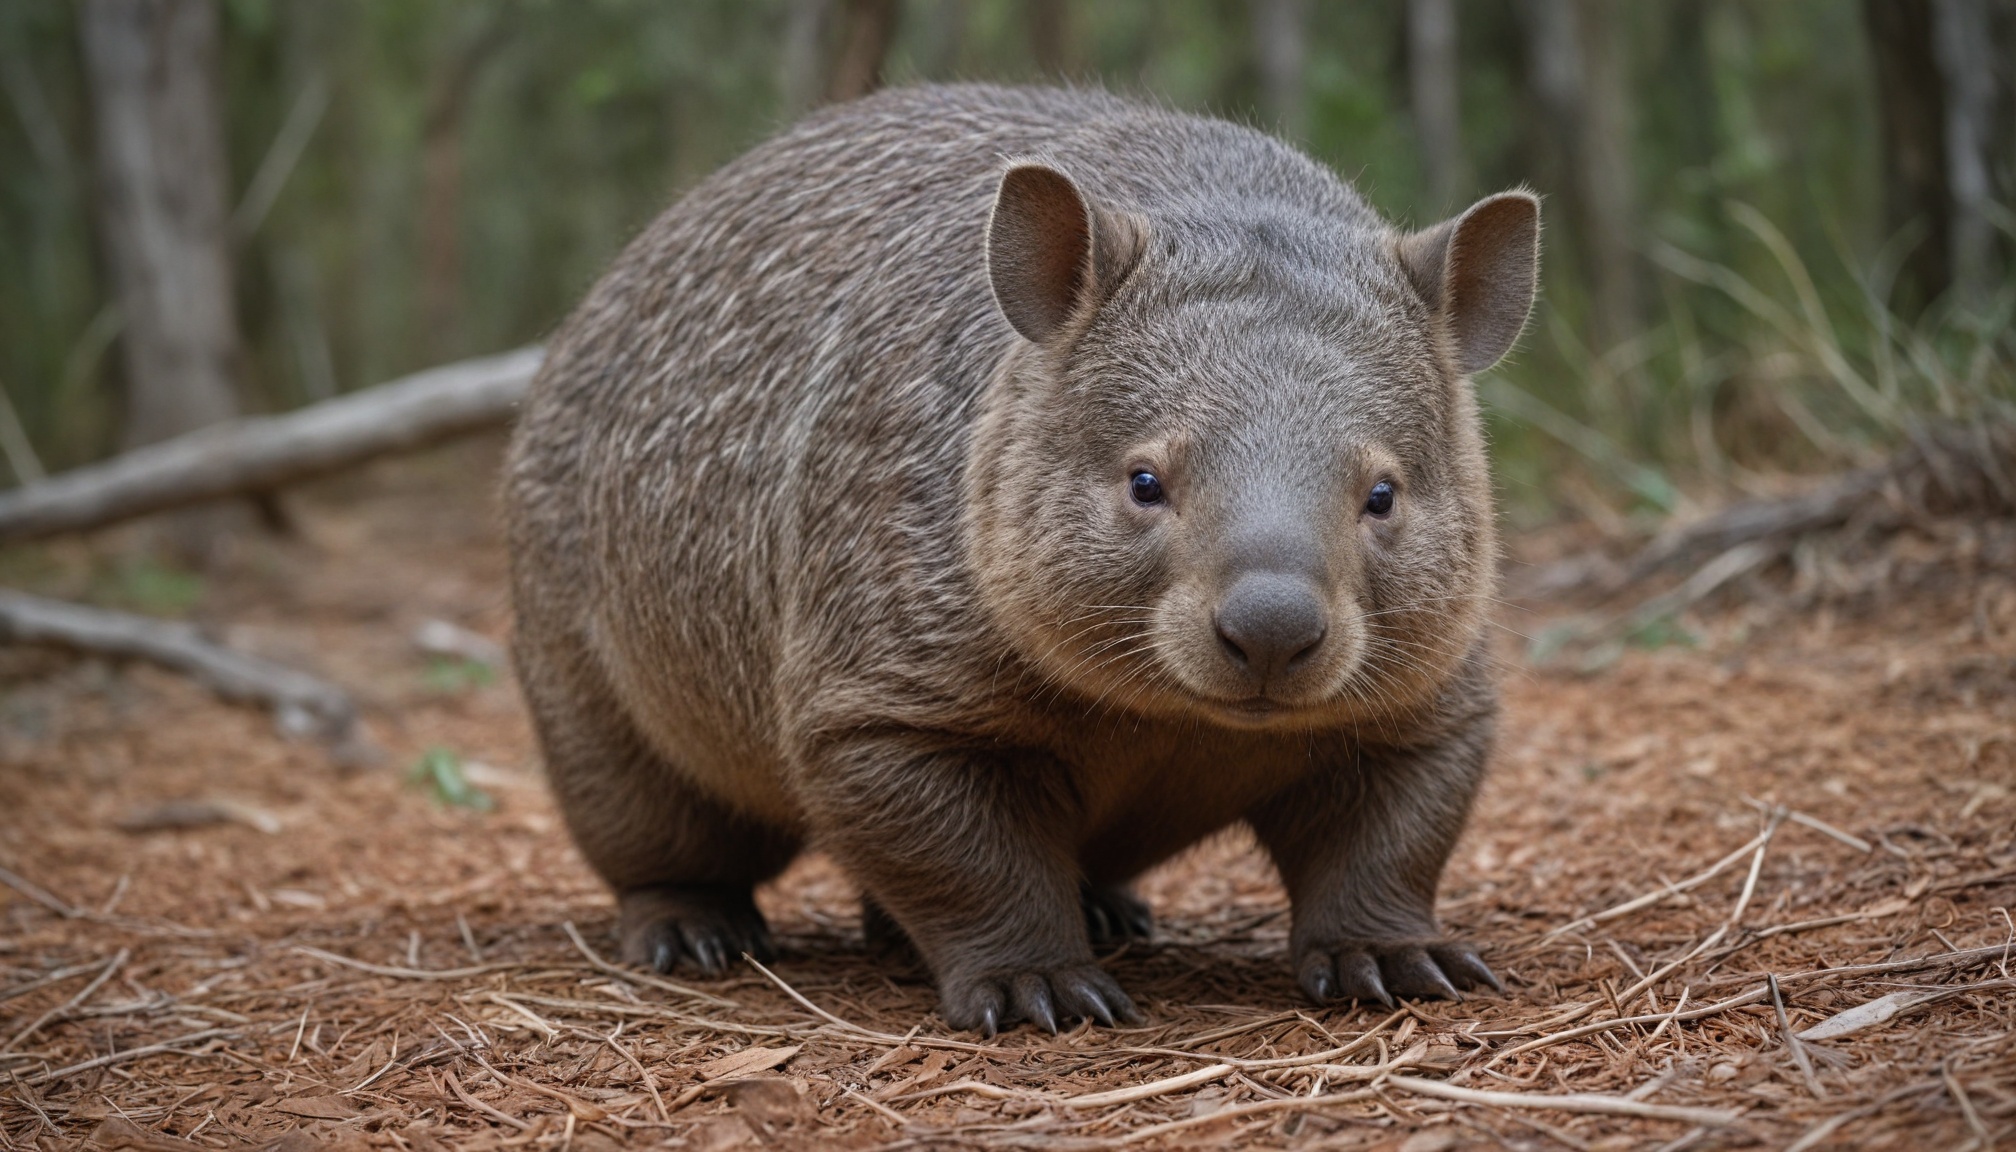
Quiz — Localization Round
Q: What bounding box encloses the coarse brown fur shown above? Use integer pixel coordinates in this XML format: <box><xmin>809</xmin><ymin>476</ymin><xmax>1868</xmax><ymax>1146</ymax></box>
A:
<box><xmin>504</xmin><ymin>84</ymin><xmax>1539</xmax><ymax>1033</ymax></box>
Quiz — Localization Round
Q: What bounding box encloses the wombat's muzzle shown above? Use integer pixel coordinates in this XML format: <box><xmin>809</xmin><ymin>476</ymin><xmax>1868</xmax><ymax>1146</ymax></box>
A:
<box><xmin>1213</xmin><ymin>571</ymin><xmax>1327</xmax><ymax>689</ymax></box>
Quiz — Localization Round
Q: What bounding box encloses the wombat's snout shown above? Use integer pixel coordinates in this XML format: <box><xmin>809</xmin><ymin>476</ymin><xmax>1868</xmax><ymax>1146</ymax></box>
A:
<box><xmin>1213</xmin><ymin>572</ymin><xmax>1327</xmax><ymax>688</ymax></box>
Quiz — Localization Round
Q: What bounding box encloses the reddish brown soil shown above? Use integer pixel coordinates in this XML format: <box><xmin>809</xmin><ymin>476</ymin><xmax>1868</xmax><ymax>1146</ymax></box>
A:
<box><xmin>2</xmin><ymin>437</ymin><xmax>2011</xmax><ymax>1150</ymax></box>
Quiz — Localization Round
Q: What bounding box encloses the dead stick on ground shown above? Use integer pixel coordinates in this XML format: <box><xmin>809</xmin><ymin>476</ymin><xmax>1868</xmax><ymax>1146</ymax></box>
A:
<box><xmin>560</xmin><ymin>920</ymin><xmax>737</xmax><ymax>1008</ymax></box>
<box><xmin>0</xmin><ymin>961</ymin><xmax>103</xmax><ymax>1006</ymax></box>
<box><xmin>1063</xmin><ymin>1040</ymin><xmax>1427</xmax><ymax>1110</ymax></box>
<box><xmin>1701</xmin><ymin>943</ymin><xmax>2012</xmax><ymax>990</ymax></box>
<box><xmin>1115</xmin><ymin>1088</ymin><xmax>1381</xmax><ymax>1144</ymax></box>
<box><xmin>1769</xmin><ymin>974</ymin><xmax>1825</xmax><ymax>1099</ymax></box>
<box><xmin>22</xmin><ymin>1027</ymin><xmax>235</xmax><ymax>1086</ymax></box>
<box><xmin>0</xmin><ymin>346</ymin><xmax>542</xmax><ymax>543</ymax></box>
<box><xmin>1609</xmin><ymin>808</ymin><xmax>1781</xmax><ymax>1014</ymax></box>
<box><xmin>1380</xmin><ymin>1075</ymin><xmax>1742</xmax><ymax>1127</ymax></box>
<box><xmin>0</xmin><ymin>590</ymin><xmax>361</xmax><ymax>746</ymax></box>
<box><xmin>443</xmin><ymin>1067</ymin><xmax>531</xmax><ymax>1131</ymax></box>
<box><xmin>1511</xmin><ymin>811</ymin><xmax>1782</xmax><ymax>1044</ymax></box>
<box><xmin>1544</xmin><ymin>823</ymin><xmax>1773</xmax><ymax>941</ymax></box>
<box><xmin>841</xmin><ymin>1084</ymin><xmax>911</xmax><ymax>1127</ymax></box>
<box><xmin>0</xmin><ymin>865</ymin><xmax>79</xmax><ymax>918</ymax></box>
<box><xmin>293</xmin><ymin>945</ymin><xmax>521</xmax><ymax>982</ymax></box>
<box><xmin>741</xmin><ymin>953</ymin><xmax>1006</xmax><ymax>1057</ymax></box>
<box><xmin>590</xmin><ymin>1023</ymin><xmax>668</xmax><ymax>1125</ymax></box>
<box><xmin>1943</xmin><ymin>1063</ymin><xmax>1991</xmax><ymax>1148</ymax></box>
<box><xmin>1116</xmin><ymin>1009</ymin><xmax>1407</xmax><ymax>1069</ymax></box>
<box><xmin>1784</xmin><ymin>1081</ymin><xmax>1941</xmax><ymax>1152</ymax></box>
<box><xmin>1478</xmin><ymin>986</ymin><xmax>1771</xmax><ymax>1068</ymax></box>
<box><xmin>5</xmin><ymin>948</ymin><xmax>128</xmax><ymax>1051</ymax></box>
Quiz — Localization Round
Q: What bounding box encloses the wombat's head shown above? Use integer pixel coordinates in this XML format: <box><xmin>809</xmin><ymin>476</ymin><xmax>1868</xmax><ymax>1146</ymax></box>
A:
<box><xmin>967</xmin><ymin>162</ymin><xmax>1537</xmax><ymax>729</ymax></box>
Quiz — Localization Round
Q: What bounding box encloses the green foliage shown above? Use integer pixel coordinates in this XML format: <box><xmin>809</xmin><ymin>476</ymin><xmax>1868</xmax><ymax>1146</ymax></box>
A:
<box><xmin>0</xmin><ymin>1</ymin><xmax>2008</xmax><ymax>520</ymax></box>
<box><xmin>90</xmin><ymin>556</ymin><xmax>206</xmax><ymax>617</ymax></box>
<box><xmin>421</xmin><ymin>654</ymin><xmax>496</xmax><ymax>694</ymax></box>
<box><xmin>409</xmin><ymin>746</ymin><xmax>495</xmax><ymax>811</ymax></box>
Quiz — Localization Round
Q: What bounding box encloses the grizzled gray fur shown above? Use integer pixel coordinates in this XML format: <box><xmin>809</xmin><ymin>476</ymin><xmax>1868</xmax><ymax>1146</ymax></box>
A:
<box><xmin>505</xmin><ymin>84</ymin><xmax>1539</xmax><ymax>1034</ymax></box>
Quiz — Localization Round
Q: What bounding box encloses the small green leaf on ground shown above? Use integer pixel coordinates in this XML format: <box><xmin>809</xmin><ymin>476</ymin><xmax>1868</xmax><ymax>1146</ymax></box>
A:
<box><xmin>1626</xmin><ymin>613</ymin><xmax>1697</xmax><ymax>651</ymax></box>
<box><xmin>421</xmin><ymin>655</ymin><xmax>496</xmax><ymax>693</ymax></box>
<box><xmin>410</xmin><ymin>747</ymin><xmax>495</xmax><ymax>811</ymax></box>
<box><xmin>94</xmin><ymin>556</ymin><xmax>205</xmax><ymax>616</ymax></box>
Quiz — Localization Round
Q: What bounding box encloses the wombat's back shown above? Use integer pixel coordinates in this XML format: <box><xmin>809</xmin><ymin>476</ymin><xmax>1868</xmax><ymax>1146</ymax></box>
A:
<box><xmin>506</xmin><ymin>85</ymin><xmax>1380</xmax><ymax>817</ymax></box>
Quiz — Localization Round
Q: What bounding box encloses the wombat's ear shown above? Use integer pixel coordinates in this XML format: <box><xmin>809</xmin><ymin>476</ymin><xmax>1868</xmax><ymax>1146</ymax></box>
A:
<box><xmin>1396</xmin><ymin>191</ymin><xmax>1540</xmax><ymax>375</ymax></box>
<box><xmin>988</xmin><ymin>163</ymin><xmax>1145</xmax><ymax>344</ymax></box>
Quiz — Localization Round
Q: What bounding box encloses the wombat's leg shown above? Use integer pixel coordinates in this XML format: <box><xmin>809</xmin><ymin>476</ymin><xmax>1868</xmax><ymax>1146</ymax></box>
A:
<box><xmin>860</xmin><ymin>894</ymin><xmax>913</xmax><ymax>955</ymax></box>
<box><xmin>808</xmin><ymin>738</ymin><xmax>1139</xmax><ymax>1035</ymax></box>
<box><xmin>1246</xmin><ymin>712</ymin><xmax>1499</xmax><ymax>1007</ymax></box>
<box><xmin>1081</xmin><ymin>882</ymin><xmax>1153</xmax><ymax>950</ymax></box>
<box><xmin>520</xmin><ymin>648</ymin><xmax>799</xmax><ymax>975</ymax></box>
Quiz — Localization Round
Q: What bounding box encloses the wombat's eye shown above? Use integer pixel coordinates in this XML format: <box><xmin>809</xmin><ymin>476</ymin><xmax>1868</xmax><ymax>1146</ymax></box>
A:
<box><xmin>1129</xmin><ymin>471</ymin><xmax>1165</xmax><ymax>506</ymax></box>
<box><xmin>1365</xmin><ymin>480</ymin><xmax>1395</xmax><ymax>517</ymax></box>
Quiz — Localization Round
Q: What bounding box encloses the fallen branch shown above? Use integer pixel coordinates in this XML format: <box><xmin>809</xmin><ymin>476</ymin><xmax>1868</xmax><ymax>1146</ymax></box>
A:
<box><xmin>1630</xmin><ymin>418</ymin><xmax>2015</xmax><ymax>581</ymax></box>
<box><xmin>21</xmin><ymin>1027</ymin><xmax>236</xmax><ymax>1086</ymax></box>
<box><xmin>0</xmin><ymin>588</ymin><xmax>359</xmax><ymax>746</ymax></box>
<box><xmin>0</xmin><ymin>346</ymin><xmax>542</xmax><ymax>543</ymax></box>
<box><xmin>1380</xmin><ymin>1075</ymin><xmax>1743</xmax><ymax>1127</ymax></box>
<box><xmin>1517</xmin><ymin>417</ymin><xmax>2016</xmax><ymax>604</ymax></box>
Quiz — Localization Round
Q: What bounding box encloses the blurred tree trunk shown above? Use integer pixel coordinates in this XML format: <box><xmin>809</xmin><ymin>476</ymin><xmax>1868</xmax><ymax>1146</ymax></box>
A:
<box><xmin>420</xmin><ymin>20</ymin><xmax>504</xmax><ymax>363</ymax></box>
<box><xmin>1518</xmin><ymin>0</ymin><xmax>1642</xmax><ymax>356</ymax></box>
<box><xmin>78</xmin><ymin>0</ymin><xmax>240</xmax><ymax>452</ymax></box>
<box><xmin>1249</xmin><ymin>0</ymin><xmax>1308</xmax><ymax>140</ymax></box>
<box><xmin>781</xmin><ymin>0</ymin><xmax>833</xmax><ymax>116</ymax></box>
<box><xmin>921</xmin><ymin>0</ymin><xmax>968</xmax><ymax>79</ymax></box>
<box><xmin>827</xmin><ymin>0</ymin><xmax>900</xmax><ymax>103</ymax></box>
<box><xmin>1932</xmin><ymin>0</ymin><xmax>2013</xmax><ymax>306</ymax></box>
<box><xmin>1029</xmin><ymin>0</ymin><xmax>1068</xmax><ymax>77</ymax></box>
<box><xmin>1863</xmin><ymin>0</ymin><xmax>1953</xmax><ymax>315</ymax></box>
<box><xmin>1407</xmin><ymin>0</ymin><xmax>1464</xmax><ymax>208</ymax></box>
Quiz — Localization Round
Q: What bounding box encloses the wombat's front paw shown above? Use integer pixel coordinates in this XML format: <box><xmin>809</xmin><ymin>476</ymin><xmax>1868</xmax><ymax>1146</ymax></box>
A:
<box><xmin>942</xmin><ymin>964</ymin><xmax>1143</xmax><ymax>1036</ymax></box>
<box><xmin>618</xmin><ymin>884</ymin><xmax>774</xmax><ymax>976</ymax></box>
<box><xmin>1081</xmin><ymin>883</ymin><xmax>1153</xmax><ymax>950</ymax></box>
<box><xmin>1296</xmin><ymin>939</ymin><xmax>1501</xmax><ymax>1006</ymax></box>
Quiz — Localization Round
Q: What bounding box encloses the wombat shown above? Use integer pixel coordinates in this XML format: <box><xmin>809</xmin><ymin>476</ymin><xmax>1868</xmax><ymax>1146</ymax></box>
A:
<box><xmin>506</xmin><ymin>84</ymin><xmax>1537</xmax><ymax>1034</ymax></box>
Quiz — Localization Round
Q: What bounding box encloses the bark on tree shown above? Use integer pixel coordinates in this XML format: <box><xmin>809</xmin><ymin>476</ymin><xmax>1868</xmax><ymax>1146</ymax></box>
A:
<box><xmin>781</xmin><ymin>0</ymin><xmax>834</xmax><ymax>115</ymax></box>
<box><xmin>420</xmin><ymin>17</ymin><xmax>506</xmax><ymax>362</ymax></box>
<box><xmin>921</xmin><ymin>0</ymin><xmax>969</xmax><ymax>79</ymax></box>
<box><xmin>1863</xmin><ymin>0</ymin><xmax>1954</xmax><ymax>315</ymax></box>
<box><xmin>1932</xmin><ymin>0</ymin><xmax>2015</xmax><ymax>306</ymax></box>
<box><xmin>827</xmin><ymin>0</ymin><xmax>900</xmax><ymax>104</ymax></box>
<box><xmin>1518</xmin><ymin>0</ymin><xmax>1643</xmax><ymax>354</ymax></box>
<box><xmin>78</xmin><ymin>0</ymin><xmax>241</xmax><ymax>450</ymax></box>
<box><xmin>1029</xmin><ymin>0</ymin><xmax>1069</xmax><ymax>78</ymax></box>
<box><xmin>1249</xmin><ymin>0</ymin><xmax>1309</xmax><ymax>140</ymax></box>
<box><xmin>1408</xmin><ymin>0</ymin><xmax>1465</xmax><ymax>208</ymax></box>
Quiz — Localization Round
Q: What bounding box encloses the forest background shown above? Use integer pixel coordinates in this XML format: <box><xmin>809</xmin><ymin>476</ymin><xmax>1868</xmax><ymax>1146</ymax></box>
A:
<box><xmin>0</xmin><ymin>0</ymin><xmax>2012</xmax><ymax>532</ymax></box>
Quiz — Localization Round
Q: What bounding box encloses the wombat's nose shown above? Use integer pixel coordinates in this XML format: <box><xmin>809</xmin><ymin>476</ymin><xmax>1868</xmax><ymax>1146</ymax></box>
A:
<box><xmin>1215</xmin><ymin>574</ymin><xmax>1326</xmax><ymax>685</ymax></box>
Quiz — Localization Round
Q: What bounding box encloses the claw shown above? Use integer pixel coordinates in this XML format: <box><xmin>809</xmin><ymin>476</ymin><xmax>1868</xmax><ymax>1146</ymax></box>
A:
<box><xmin>1334</xmin><ymin>951</ymin><xmax>1393</xmax><ymax>1007</ymax></box>
<box><xmin>1110</xmin><ymin>987</ymin><xmax>1143</xmax><ymax>1025</ymax></box>
<box><xmin>1060</xmin><ymin>969</ymin><xmax>1135</xmax><ymax>1026</ymax></box>
<box><xmin>1084</xmin><ymin>986</ymin><xmax>1116</xmax><ymax>1027</ymax></box>
<box><xmin>1430</xmin><ymin>944</ymin><xmax>1502</xmax><ymax>993</ymax></box>
<box><xmin>1298</xmin><ymin>951</ymin><xmax>1338</xmax><ymax>1003</ymax></box>
<box><xmin>686</xmin><ymin>933</ymin><xmax>724</xmax><ymax>975</ymax></box>
<box><xmin>1015</xmin><ymin>973</ymin><xmax>1060</xmax><ymax>1034</ymax></box>
<box><xmin>1383</xmin><ymin>946</ymin><xmax>1461</xmax><ymax>1001</ymax></box>
<box><xmin>979</xmin><ymin>1003</ymin><xmax>1000</xmax><ymax>1039</ymax></box>
<box><xmin>650</xmin><ymin>938</ymin><xmax>677</xmax><ymax>974</ymax></box>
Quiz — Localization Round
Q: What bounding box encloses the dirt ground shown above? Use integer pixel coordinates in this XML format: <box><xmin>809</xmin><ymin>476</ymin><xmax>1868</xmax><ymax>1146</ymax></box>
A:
<box><xmin>2</xmin><ymin>436</ymin><xmax>2012</xmax><ymax>1150</ymax></box>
